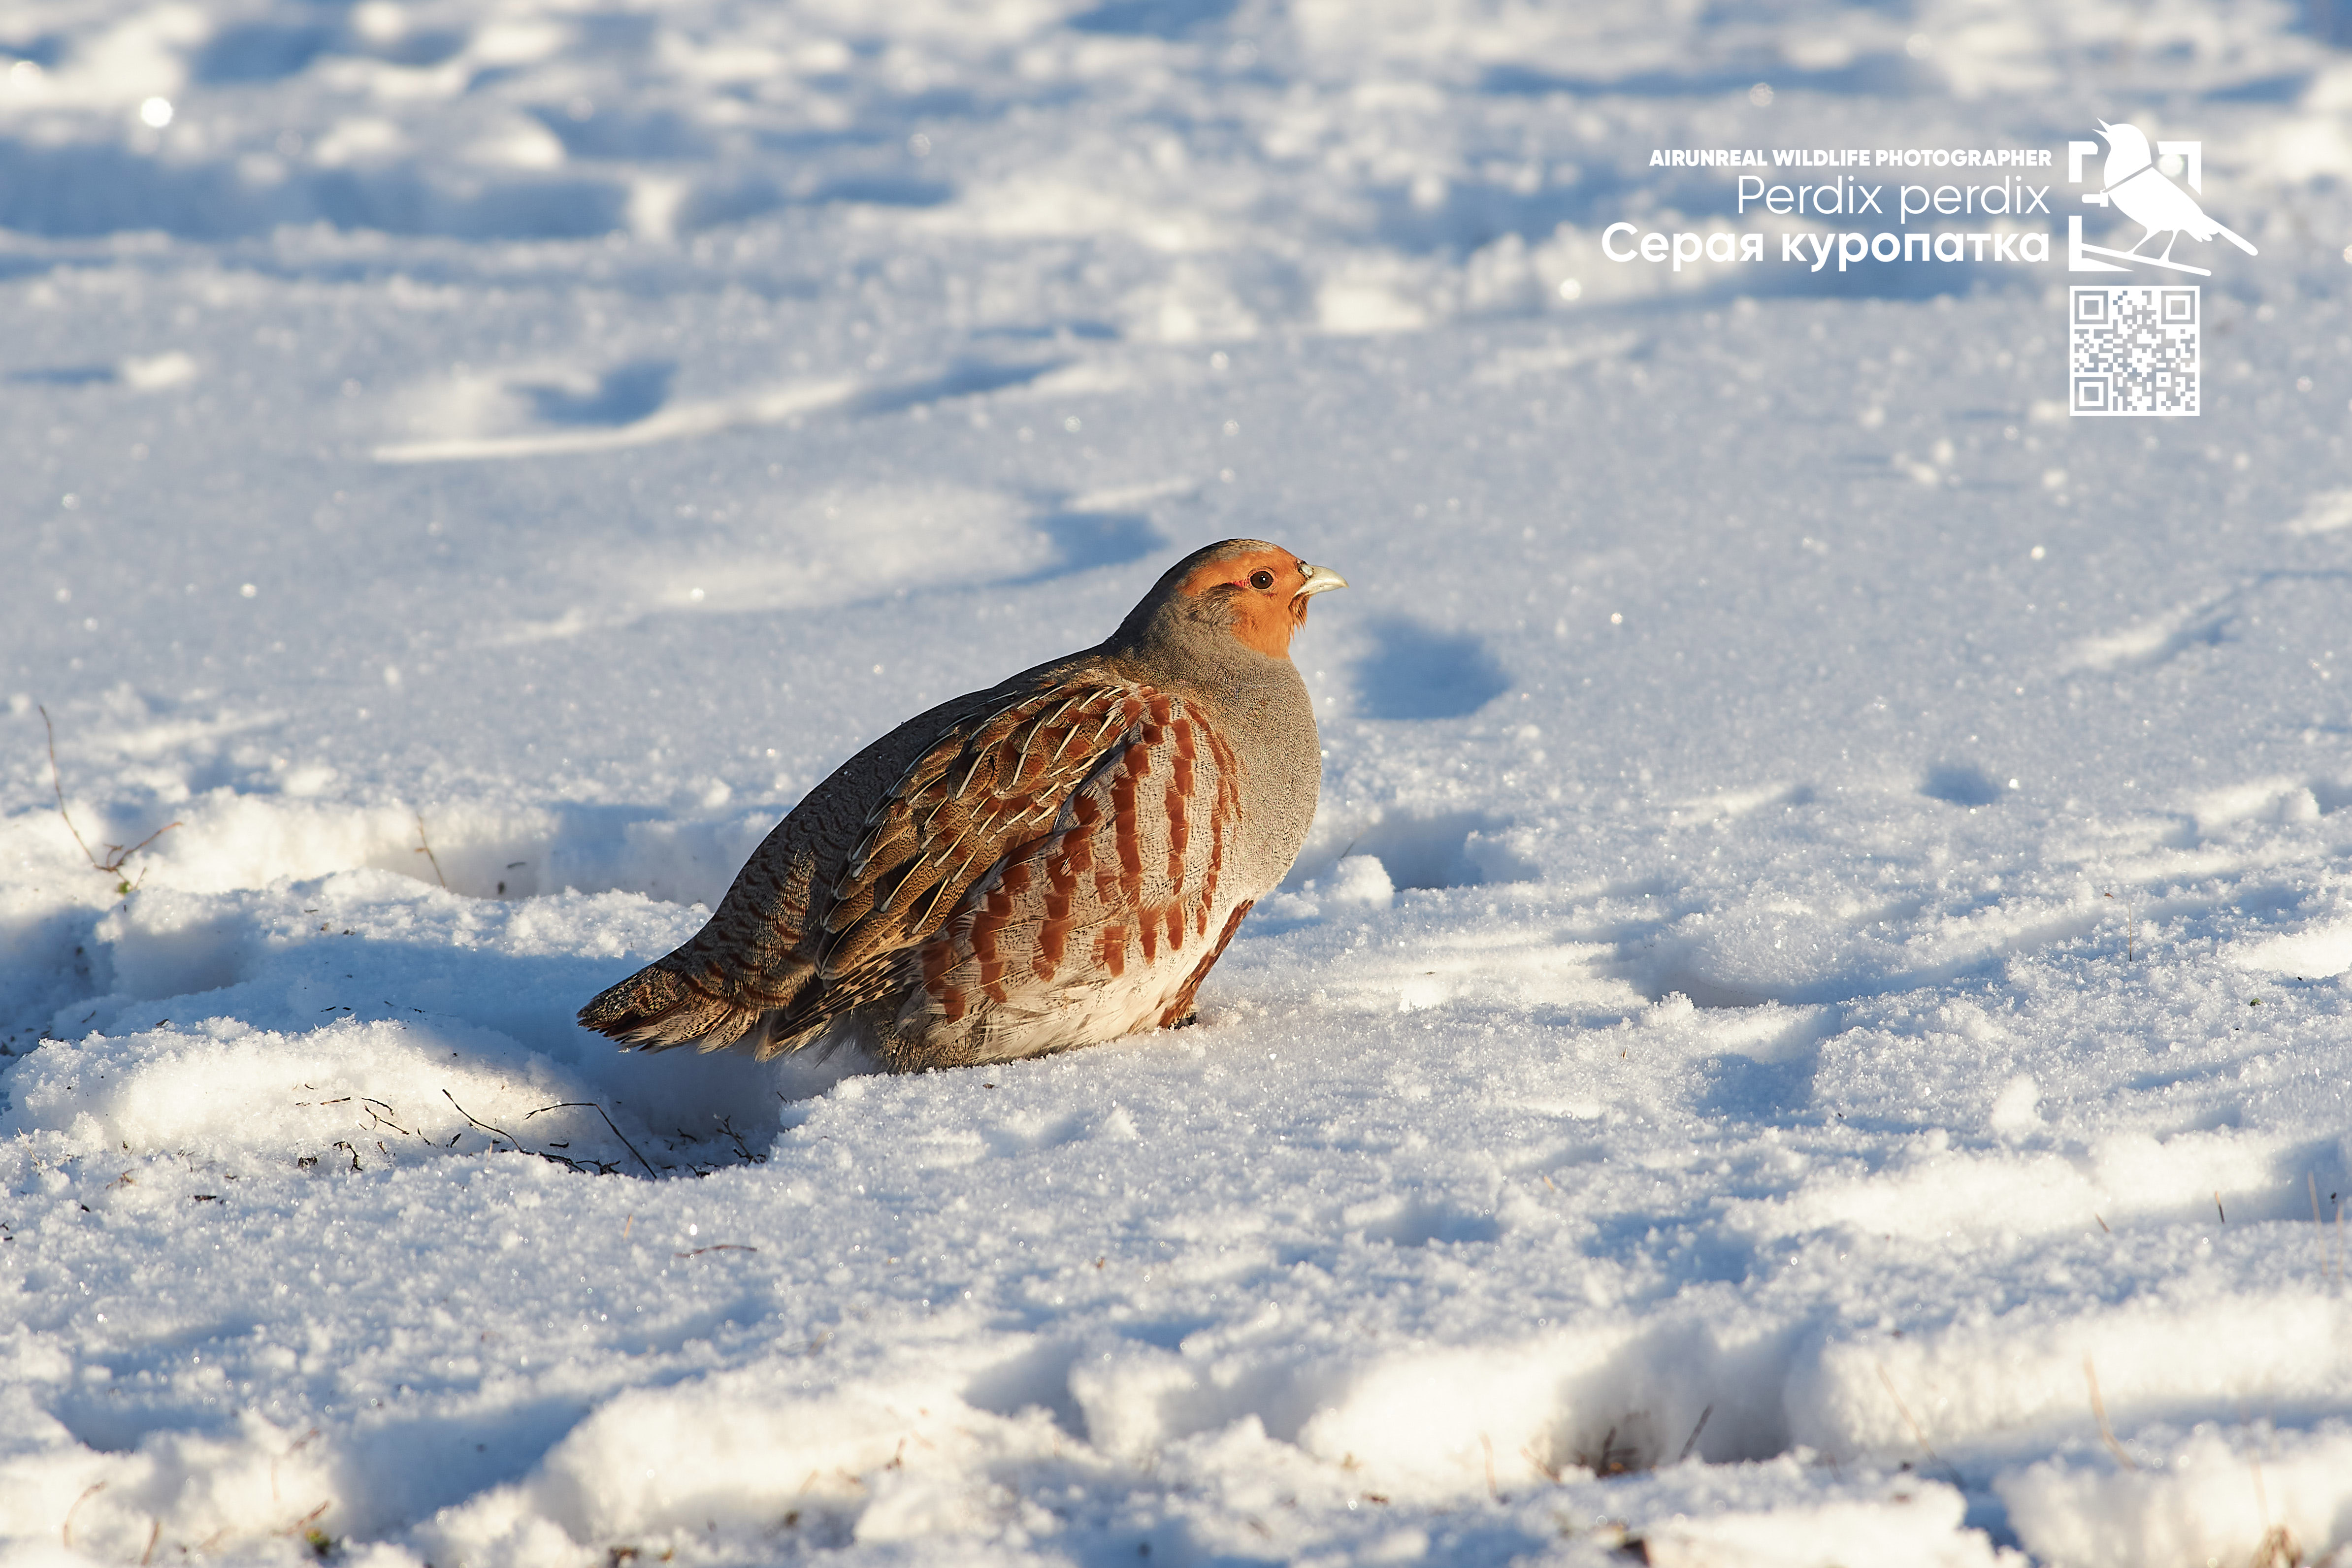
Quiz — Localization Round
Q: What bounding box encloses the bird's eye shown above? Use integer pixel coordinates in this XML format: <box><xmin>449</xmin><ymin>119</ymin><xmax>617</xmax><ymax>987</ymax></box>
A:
<box><xmin>1249</xmin><ymin>569</ymin><xmax>1275</xmax><ymax>590</ymax></box>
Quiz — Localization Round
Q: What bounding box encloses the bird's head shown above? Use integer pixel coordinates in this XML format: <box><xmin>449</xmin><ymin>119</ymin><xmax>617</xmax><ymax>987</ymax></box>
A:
<box><xmin>1115</xmin><ymin>538</ymin><xmax>1348</xmax><ymax>661</ymax></box>
<box><xmin>2096</xmin><ymin>120</ymin><xmax>2153</xmax><ymax>169</ymax></box>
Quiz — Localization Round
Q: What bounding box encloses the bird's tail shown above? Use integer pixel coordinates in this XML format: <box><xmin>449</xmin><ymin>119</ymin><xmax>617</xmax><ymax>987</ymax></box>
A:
<box><xmin>2216</xmin><ymin>224</ymin><xmax>2258</xmax><ymax>256</ymax></box>
<box><xmin>578</xmin><ymin>961</ymin><xmax>759</xmax><ymax>1052</ymax></box>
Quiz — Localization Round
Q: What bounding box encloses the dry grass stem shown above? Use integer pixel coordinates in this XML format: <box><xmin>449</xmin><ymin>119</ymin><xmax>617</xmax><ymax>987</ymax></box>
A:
<box><xmin>62</xmin><ymin>1482</ymin><xmax>105</xmax><ymax>1549</ymax></box>
<box><xmin>1573</xmin><ymin>1425</ymin><xmax>1641</xmax><ymax>1477</ymax></box>
<box><xmin>526</xmin><ymin>1101</ymin><xmax>657</xmax><ymax>1177</ymax></box>
<box><xmin>2102</xmin><ymin>888</ymin><xmax>2136</xmax><ymax>960</ymax></box>
<box><xmin>2083</xmin><ymin>1356</ymin><xmax>2137</xmax><ymax>1471</ymax></box>
<box><xmin>413</xmin><ymin>812</ymin><xmax>448</xmax><ymax>888</ymax></box>
<box><xmin>1875</xmin><ymin>1362</ymin><xmax>1964</xmax><ymax>1488</ymax></box>
<box><xmin>2249</xmin><ymin>1523</ymin><xmax>2302</xmax><ymax>1568</ymax></box>
<box><xmin>2247</xmin><ymin>1446</ymin><xmax>2299</xmax><ymax>1568</ymax></box>
<box><xmin>42</xmin><ymin>706</ymin><xmax>179</xmax><ymax>893</ymax></box>
<box><xmin>1676</xmin><ymin>1404</ymin><xmax>1714</xmax><ymax>1465</ymax></box>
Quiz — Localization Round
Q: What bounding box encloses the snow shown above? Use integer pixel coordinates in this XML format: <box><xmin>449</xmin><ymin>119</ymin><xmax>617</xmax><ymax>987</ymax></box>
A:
<box><xmin>5</xmin><ymin>0</ymin><xmax>2352</xmax><ymax>1564</ymax></box>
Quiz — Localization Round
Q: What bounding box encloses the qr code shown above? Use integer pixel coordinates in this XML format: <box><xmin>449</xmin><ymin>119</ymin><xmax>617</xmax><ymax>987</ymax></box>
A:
<box><xmin>2070</xmin><ymin>286</ymin><xmax>2198</xmax><ymax>417</ymax></box>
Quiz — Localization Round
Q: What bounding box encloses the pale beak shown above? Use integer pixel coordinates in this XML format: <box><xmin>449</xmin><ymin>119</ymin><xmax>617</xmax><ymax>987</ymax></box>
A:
<box><xmin>1294</xmin><ymin>562</ymin><xmax>1348</xmax><ymax>598</ymax></box>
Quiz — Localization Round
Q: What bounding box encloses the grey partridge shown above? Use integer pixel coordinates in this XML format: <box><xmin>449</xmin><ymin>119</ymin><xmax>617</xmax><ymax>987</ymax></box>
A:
<box><xmin>578</xmin><ymin>539</ymin><xmax>1347</xmax><ymax>1071</ymax></box>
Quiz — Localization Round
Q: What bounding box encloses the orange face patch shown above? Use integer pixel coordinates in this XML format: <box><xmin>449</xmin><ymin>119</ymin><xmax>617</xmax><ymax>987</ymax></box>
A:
<box><xmin>1176</xmin><ymin>546</ymin><xmax>1314</xmax><ymax>658</ymax></box>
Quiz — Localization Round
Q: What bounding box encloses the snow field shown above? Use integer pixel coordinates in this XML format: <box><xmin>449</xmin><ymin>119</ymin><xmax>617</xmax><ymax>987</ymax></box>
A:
<box><xmin>9</xmin><ymin>0</ymin><xmax>2352</xmax><ymax>1564</ymax></box>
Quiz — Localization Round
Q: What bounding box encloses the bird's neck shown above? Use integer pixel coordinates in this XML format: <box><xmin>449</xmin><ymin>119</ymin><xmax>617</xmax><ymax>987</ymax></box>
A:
<box><xmin>1104</xmin><ymin>609</ymin><xmax>1301</xmax><ymax>712</ymax></box>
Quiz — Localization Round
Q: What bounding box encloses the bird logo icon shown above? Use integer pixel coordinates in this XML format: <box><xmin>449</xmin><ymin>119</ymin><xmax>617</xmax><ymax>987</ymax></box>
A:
<box><xmin>2068</xmin><ymin>121</ymin><xmax>2255</xmax><ymax>276</ymax></box>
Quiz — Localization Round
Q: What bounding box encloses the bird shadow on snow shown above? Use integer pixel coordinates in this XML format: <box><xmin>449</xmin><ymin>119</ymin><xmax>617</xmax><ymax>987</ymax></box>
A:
<box><xmin>18</xmin><ymin>912</ymin><xmax>838</xmax><ymax>1177</ymax></box>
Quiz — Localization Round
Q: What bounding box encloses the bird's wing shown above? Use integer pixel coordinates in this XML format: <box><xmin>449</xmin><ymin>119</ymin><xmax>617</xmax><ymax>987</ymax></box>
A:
<box><xmin>580</xmin><ymin>668</ymin><xmax>1159</xmax><ymax>1055</ymax></box>
<box><xmin>895</xmin><ymin>689</ymin><xmax>1250</xmax><ymax>1050</ymax></box>
<box><xmin>815</xmin><ymin>673</ymin><xmax>1166</xmax><ymax>979</ymax></box>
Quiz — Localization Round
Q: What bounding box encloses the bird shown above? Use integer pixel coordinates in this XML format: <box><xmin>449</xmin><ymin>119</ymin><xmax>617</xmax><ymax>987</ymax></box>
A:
<box><xmin>578</xmin><ymin>539</ymin><xmax>1348</xmax><ymax>1072</ymax></box>
<box><xmin>2092</xmin><ymin>120</ymin><xmax>2257</xmax><ymax>264</ymax></box>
